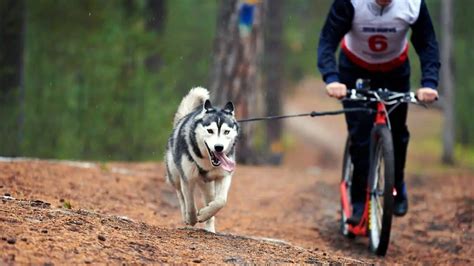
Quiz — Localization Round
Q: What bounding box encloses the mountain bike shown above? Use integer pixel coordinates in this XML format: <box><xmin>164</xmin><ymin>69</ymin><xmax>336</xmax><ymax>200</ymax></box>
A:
<box><xmin>339</xmin><ymin>82</ymin><xmax>425</xmax><ymax>256</ymax></box>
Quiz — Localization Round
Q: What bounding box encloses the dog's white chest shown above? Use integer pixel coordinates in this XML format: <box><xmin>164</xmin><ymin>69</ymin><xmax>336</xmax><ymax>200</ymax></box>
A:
<box><xmin>201</xmin><ymin>167</ymin><xmax>230</xmax><ymax>182</ymax></box>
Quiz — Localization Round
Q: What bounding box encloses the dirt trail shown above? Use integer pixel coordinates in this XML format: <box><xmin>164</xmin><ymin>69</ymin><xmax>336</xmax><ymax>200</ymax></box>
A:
<box><xmin>1</xmin><ymin>78</ymin><xmax>473</xmax><ymax>264</ymax></box>
<box><xmin>0</xmin><ymin>159</ymin><xmax>359</xmax><ymax>264</ymax></box>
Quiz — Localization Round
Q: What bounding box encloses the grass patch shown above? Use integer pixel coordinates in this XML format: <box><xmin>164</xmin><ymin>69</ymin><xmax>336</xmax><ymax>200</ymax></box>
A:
<box><xmin>455</xmin><ymin>144</ymin><xmax>474</xmax><ymax>168</ymax></box>
<box><xmin>407</xmin><ymin>133</ymin><xmax>474</xmax><ymax>175</ymax></box>
<box><xmin>63</xmin><ymin>200</ymin><xmax>72</xmax><ymax>209</ymax></box>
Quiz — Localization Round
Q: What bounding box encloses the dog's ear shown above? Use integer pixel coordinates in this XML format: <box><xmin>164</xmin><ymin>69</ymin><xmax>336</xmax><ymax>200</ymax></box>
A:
<box><xmin>203</xmin><ymin>99</ymin><xmax>214</xmax><ymax>112</ymax></box>
<box><xmin>223</xmin><ymin>101</ymin><xmax>234</xmax><ymax>115</ymax></box>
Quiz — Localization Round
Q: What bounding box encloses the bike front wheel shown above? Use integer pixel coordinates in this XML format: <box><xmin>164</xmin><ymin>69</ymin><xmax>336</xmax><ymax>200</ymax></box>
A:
<box><xmin>368</xmin><ymin>125</ymin><xmax>395</xmax><ymax>256</ymax></box>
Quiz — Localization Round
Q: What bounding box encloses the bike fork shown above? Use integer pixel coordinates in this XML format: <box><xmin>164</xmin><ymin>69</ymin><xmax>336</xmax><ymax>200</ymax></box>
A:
<box><xmin>340</xmin><ymin>181</ymin><xmax>370</xmax><ymax>236</ymax></box>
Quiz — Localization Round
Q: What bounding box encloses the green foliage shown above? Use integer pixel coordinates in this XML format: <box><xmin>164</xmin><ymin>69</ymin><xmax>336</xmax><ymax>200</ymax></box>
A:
<box><xmin>1</xmin><ymin>0</ymin><xmax>471</xmax><ymax>161</ymax></box>
<box><xmin>424</xmin><ymin>0</ymin><xmax>474</xmax><ymax>148</ymax></box>
<box><xmin>20</xmin><ymin>0</ymin><xmax>216</xmax><ymax>161</ymax></box>
<box><xmin>0</xmin><ymin>90</ymin><xmax>21</xmax><ymax>156</ymax></box>
<box><xmin>452</xmin><ymin>0</ymin><xmax>474</xmax><ymax>147</ymax></box>
<box><xmin>0</xmin><ymin>0</ymin><xmax>24</xmax><ymax>156</ymax></box>
<box><xmin>282</xmin><ymin>1</ymin><xmax>331</xmax><ymax>83</ymax></box>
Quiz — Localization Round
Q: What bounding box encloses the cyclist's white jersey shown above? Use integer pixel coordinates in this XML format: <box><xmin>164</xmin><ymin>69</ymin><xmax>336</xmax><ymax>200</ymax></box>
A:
<box><xmin>341</xmin><ymin>0</ymin><xmax>422</xmax><ymax>71</ymax></box>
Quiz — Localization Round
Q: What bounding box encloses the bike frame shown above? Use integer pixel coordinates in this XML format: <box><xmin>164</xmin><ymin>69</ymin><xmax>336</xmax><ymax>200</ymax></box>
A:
<box><xmin>340</xmin><ymin>101</ymin><xmax>387</xmax><ymax>236</ymax></box>
<box><xmin>340</xmin><ymin>88</ymin><xmax>418</xmax><ymax>236</ymax></box>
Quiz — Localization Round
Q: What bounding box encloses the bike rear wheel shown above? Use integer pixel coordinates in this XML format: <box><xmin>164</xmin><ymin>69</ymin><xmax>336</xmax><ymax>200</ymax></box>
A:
<box><xmin>340</xmin><ymin>137</ymin><xmax>355</xmax><ymax>238</ymax></box>
<box><xmin>368</xmin><ymin>125</ymin><xmax>395</xmax><ymax>256</ymax></box>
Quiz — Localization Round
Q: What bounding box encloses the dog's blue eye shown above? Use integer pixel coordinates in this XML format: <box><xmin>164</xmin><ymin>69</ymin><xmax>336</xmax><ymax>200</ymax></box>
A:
<box><xmin>207</xmin><ymin>129</ymin><xmax>214</xmax><ymax>134</ymax></box>
<box><xmin>224</xmin><ymin>130</ymin><xmax>230</xmax><ymax>135</ymax></box>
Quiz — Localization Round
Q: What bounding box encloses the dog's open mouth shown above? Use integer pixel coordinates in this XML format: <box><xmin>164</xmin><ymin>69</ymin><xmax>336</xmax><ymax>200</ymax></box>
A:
<box><xmin>205</xmin><ymin>143</ymin><xmax>236</xmax><ymax>172</ymax></box>
<box><xmin>206</xmin><ymin>143</ymin><xmax>221</xmax><ymax>167</ymax></box>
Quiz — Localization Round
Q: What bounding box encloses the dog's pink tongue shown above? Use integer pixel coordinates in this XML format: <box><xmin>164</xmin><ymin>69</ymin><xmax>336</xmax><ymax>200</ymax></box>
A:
<box><xmin>215</xmin><ymin>152</ymin><xmax>235</xmax><ymax>172</ymax></box>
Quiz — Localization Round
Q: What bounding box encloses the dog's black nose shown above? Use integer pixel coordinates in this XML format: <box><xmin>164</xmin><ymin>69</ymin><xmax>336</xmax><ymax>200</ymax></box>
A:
<box><xmin>214</xmin><ymin>145</ymin><xmax>224</xmax><ymax>152</ymax></box>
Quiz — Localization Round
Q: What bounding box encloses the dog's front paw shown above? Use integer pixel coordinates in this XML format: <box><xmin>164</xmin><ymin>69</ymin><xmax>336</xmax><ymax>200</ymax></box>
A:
<box><xmin>197</xmin><ymin>212</ymin><xmax>206</xmax><ymax>223</ymax></box>
<box><xmin>197</xmin><ymin>209</ymin><xmax>212</xmax><ymax>223</ymax></box>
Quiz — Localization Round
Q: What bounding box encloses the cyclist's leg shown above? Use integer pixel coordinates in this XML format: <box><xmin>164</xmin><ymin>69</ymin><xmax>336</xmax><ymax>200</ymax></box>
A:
<box><xmin>339</xmin><ymin>55</ymin><xmax>375</xmax><ymax>221</ymax></box>
<box><xmin>342</xmin><ymin>100</ymin><xmax>373</xmax><ymax>205</ymax></box>
<box><xmin>342</xmin><ymin>101</ymin><xmax>373</xmax><ymax>224</ymax></box>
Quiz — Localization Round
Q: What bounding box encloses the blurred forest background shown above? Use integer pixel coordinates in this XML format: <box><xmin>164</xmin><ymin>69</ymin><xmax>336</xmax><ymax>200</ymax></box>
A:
<box><xmin>0</xmin><ymin>0</ymin><xmax>472</xmax><ymax>163</ymax></box>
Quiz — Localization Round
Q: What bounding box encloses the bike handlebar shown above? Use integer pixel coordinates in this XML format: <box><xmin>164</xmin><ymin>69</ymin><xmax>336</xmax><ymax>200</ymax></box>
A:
<box><xmin>343</xmin><ymin>88</ymin><xmax>432</xmax><ymax>106</ymax></box>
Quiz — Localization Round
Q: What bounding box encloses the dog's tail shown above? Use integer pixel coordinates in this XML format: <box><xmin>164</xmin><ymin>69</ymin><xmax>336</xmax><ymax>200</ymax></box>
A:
<box><xmin>173</xmin><ymin>86</ymin><xmax>210</xmax><ymax>126</ymax></box>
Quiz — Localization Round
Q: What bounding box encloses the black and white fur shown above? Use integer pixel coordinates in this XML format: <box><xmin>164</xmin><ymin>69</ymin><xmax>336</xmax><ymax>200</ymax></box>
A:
<box><xmin>165</xmin><ymin>87</ymin><xmax>239</xmax><ymax>233</ymax></box>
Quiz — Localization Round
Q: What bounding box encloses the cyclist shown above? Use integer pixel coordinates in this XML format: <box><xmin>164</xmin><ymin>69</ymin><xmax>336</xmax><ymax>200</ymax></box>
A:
<box><xmin>317</xmin><ymin>0</ymin><xmax>440</xmax><ymax>224</ymax></box>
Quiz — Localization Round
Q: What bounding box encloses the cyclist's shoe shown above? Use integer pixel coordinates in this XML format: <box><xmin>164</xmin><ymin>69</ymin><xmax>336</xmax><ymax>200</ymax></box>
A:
<box><xmin>346</xmin><ymin>202</ymin><xmax>364</xmax><ymax>225</ymax></box>
<box><xmin>394</xmin><ymin>183</ymin><xmax>408</xmax><ymax>216</ymax></box>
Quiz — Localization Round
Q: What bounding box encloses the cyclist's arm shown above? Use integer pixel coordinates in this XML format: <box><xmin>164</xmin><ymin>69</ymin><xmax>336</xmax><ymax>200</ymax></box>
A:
<box><xmin>317</xmin><ymin>0</ymin><xmax>353</xmax><ymax>84</ymax></box>
<box><xmin>410</xmin><ymin>0</ymin><xmax>441</xmax><ymax>90</ymax></box>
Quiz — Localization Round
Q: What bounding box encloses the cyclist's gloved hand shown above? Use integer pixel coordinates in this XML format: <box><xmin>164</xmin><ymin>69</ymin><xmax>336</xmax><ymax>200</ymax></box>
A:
<box><xmin>326</xmin><ymin>82</ymin><xmax>347</xmax><ymax>99</ymax></box>
<box><xmin>416</xmin><ymin>88</ymin><xmax>438</xmax><ymax>103</ymax></box>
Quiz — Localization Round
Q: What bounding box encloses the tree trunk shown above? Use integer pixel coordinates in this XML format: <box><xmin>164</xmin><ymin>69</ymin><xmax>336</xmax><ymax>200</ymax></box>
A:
<box><xmin>263</xmin><ymin>0</ymin><xmax>284</xmax><ymax>164</ymax></box>
<box><xmin>145</xmin><ymin>0</ymin><xmax>165</xmax><ymax>71</ymax></box>
<box><xmin>146</xmin><ymin>0</ymin><xmax>166</xmax><ymax>32</ymax></box>
<box><xmin>441</xmin><ymin>0</ymin><xmax>455</xmax><ymax>165</ymax></box>
<box><xmin>210</xmin><ymin>0</ymin><xmax>264</xmax><ymax>164</ymax></box>
<box><xmin>0</xmin><ymin>0</ymin><xmax>25</xmax><ymax>156</ymax></box>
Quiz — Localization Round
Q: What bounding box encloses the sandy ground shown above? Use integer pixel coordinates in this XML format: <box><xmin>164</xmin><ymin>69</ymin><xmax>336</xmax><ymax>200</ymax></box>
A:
<box><xmin>1</xmin><ymin>79</ymin><xmax>473</xmax><ymax>264</ymax></box>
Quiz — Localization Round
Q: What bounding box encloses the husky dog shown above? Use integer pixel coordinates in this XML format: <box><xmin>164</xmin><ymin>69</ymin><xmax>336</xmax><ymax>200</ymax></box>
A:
<box><xmin>165</xmin><ymin>87</ymin><xmax>239</xmax><ymax>233</ymax></box>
